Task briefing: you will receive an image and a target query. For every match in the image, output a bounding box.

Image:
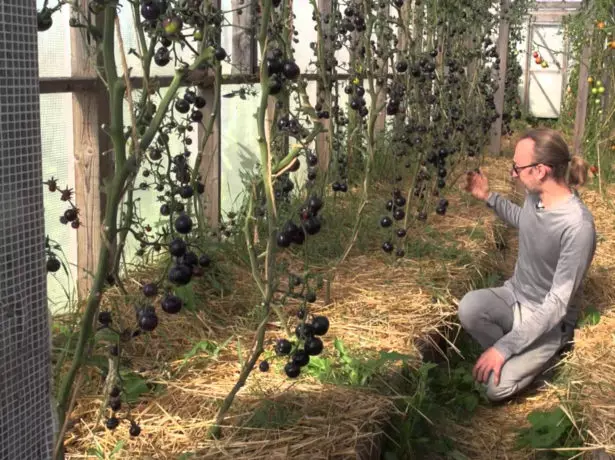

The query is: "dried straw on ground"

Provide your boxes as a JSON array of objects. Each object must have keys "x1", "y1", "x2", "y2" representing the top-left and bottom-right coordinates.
[
  {"x1": 61, "y1": 157, "x2": 533, "y2": 459},
  {"x1": 67, "y1": 366, "x2": 395, "y2": 459},
  {"x1": 549, "y1": 185, "x2": 615, "y2": 457},
  {"x1": 559, "y1": 316, "x2": 615, "y2": 457},
  {"x1": 64, "y1": 267, "x2": 397, "y2": 459},
  {"x1": 440, "y1": 173, "x2": 615, "y2": 459}
]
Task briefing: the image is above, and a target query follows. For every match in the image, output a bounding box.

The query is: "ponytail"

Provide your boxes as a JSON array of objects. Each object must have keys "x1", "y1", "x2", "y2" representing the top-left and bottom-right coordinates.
[{"x1": 567, "y1": 154, "x2": 589, "y2": 188}]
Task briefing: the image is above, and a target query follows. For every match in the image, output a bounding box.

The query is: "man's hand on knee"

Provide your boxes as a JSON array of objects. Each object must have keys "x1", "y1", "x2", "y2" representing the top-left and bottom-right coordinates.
[{"x1": 473, "y1": 347, "x2": 505, "y2": 385}]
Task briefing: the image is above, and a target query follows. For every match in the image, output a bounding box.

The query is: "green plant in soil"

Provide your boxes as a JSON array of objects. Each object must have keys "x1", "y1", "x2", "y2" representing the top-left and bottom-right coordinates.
[
  {"x1": 515, "y1": 406, "x2": 586, "y2": 459},
  {"x1": 377, "y1": 331, "x2": 486, "y2": 460}
]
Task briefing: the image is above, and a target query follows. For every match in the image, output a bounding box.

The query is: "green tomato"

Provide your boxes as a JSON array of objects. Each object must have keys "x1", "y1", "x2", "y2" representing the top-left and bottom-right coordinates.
[
  {"x1": 592, "y1": 88, "x2": 598, "y2": 94},
  {"x1": 598, "y1": 86, "x2": 605, "y2": 94},
  {"x1": 163, "y1": 17, "x2": 182, "y2": 35}
]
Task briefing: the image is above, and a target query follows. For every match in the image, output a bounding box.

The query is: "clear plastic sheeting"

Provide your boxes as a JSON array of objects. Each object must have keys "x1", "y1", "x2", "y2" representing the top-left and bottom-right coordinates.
[{"x1": 0, "y1": 1, "x2": 55, "y2": 459}]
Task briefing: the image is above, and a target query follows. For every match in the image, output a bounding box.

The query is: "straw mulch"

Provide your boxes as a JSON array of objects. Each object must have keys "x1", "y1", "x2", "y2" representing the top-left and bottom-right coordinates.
[
  {"x1": 557, "y1": 316, "x2": 615, "y2": 458},
  {"x1": 67, "y1": 365, "x2": 396, "y2": 459},
  {"x1": 440, "y1": 175, "x2": 615, "y2": 459},
  {"x1": 61, "y1": 156, "x2": 525, "y2": 459},
  {"x1": 63, "y1": 262, "x2": 397, "y2": 459},
  {"x1": 316, "y1": 157, "x2": 521, "y2": 358},
  {"x1": 549, "y1": 185, "x2": 615, "y2": 457}
]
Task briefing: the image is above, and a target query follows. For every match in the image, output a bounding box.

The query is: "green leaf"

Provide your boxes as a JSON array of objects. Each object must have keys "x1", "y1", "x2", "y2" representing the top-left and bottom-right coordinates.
[
  {"x1": 86, "y1": 448, "x2": 104, "y2": 460},
  {"x1": 84, "y1": 354, "x2": 109, "y2": 372},
  {"x1": 207, "y1": 274, "x2": 225, "y2": 293},
  {"x1": 94, "y1": 328, "x2": 120, "y2": 344},
  {"x1": 120, "y1": 371, "x2": 152, "y2": 403},
  {"x1": 517, "y1": 408, "x2": 572, "y2": 449},
  {"x1": 110, "y1": 440, "x2": 125, "y2": 456},
  {"x1": 333, "y1": 338, "x2": 346, "y2": 357},
  {"x1": 460, "y1": 394, "x2": 479, "y2": 413},
  {"x1": 578, "y1": 305, "x2": 600, "y2": 326},
  {"x1": 174, "y1": 283, "x2": 196, "y2": 312}
]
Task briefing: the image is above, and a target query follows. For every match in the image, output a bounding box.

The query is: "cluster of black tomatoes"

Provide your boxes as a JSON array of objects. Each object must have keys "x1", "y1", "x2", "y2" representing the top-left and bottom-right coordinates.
[
  {"x1": 96, "y1": 312, "x2": 142, "y2": 436},
  {"x1": 276, "y1": 194, "x2": 324, "y2": 248},
  {"x1": 260, "y1": 312, "x2": 330, "y2": 379}
]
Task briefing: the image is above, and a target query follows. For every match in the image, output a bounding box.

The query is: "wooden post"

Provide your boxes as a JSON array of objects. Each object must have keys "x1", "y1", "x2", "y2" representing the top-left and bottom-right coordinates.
[
  {"x1": 599, "y1": 33, "x2": 613, "y2": 123},
  {"x1": 523, "y1": 18, "x2": 533, "y2": 109},
  {"x1": 316, "y1": 0, "x2": 332, "y2": 171},
  {"x1": 374, "y1": 6, "x2": 389, "y2": 136},
  {"x1": 231, "y1": 0, "x2": 257, "y2": 74},
  {"x1": 489, "y1": 0, "x2": 510, "y2": 156},
  {"x1": 198, "y1": 0, "x2": 222, "y2": 227},
  {"x1": 71, "y1": 1, "x2": 113, "y2": 301},
  {"x1": 572, "y1": 38, "x2": 592, "y2": 156}
]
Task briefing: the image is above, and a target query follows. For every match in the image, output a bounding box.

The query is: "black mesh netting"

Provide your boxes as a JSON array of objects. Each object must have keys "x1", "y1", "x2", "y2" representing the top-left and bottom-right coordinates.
[{"x1": 0, "y1": 1, "x2": 55, "y2": 459}]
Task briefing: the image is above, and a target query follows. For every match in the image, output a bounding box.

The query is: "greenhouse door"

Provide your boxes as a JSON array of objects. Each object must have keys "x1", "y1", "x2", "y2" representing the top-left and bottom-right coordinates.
[{"x1": 524, "y1": 22, "x2": 569, "y2": 119}]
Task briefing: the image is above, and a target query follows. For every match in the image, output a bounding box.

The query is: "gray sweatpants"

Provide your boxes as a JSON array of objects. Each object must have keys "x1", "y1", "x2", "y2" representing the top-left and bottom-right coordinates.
[{"x1": 458, "y1": 286, "x2": 574, "y2": 402}]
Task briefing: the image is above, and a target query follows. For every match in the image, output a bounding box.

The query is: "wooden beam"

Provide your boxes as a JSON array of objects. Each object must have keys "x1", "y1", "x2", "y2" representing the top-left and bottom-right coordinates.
[
  {"x1": 231, "y1": 0, "x2": 257, "y2": 74},
  {"x1": 315, "y1": 0, "x2": 332, "y2": 172},
  {"x1": 560, "y1": 29, "x2": 570, "y2": 106},
  {"x1": 532, "y1": 13, "x2": 570, "y2": 23},
  {"x1": 198, "y1": 0, "x2": 222, "y2": 227},
  {"x1": 489, "y1": 0, "x2": 510, "y2": 156},
  {"x1": 71, "y1": 1, "x2": 114, "y2": 301},
  {"x1": 374, "y1": 6, "x2": 389, "y2": 136},
  {"x1": 39, "y1": 72, "x2": 381, "y2": 94},
  {"x1": 572, "y1": 36, "x2": 592, "y2": 156},
  {"x1": 530, "y1": 1, "x2": 582, "y2": 10},
  {"x1": 523, "y1": 19, "x2": 533, "y2": 110},
  {"x1": 599, "y1": 40, "x2": 613, "y2": 122},
  {"x1": 197, "y1": 83, "x2": 221, "y2": 227}
]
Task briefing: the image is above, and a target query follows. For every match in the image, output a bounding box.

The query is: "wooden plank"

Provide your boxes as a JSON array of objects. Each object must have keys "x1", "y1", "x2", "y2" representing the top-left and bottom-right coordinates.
[
  {"x1": 489, "y1": 0, "x2": 510, "y2": 156},
  {"x1": 572, "y1": 38, "x2": 592, "y2": 156},
  {"x1": 39, "y1": 72, "x2": 380, "y2": 94},
  {"x1": 315, "y1": 0, "x2": 332, "y2": 172},
  {"x1": 531, "y1": 1, "x2": 582, "y2": 10},
  {"x1": 560, "y1": 29, "x2": 570, "y2": 107},
  {"x1": 599, "y1": 32, "x2": 613, "y2": 121},
  {"x1": 532, "y1": 13, "x2": 570, "y2": 23},
  {"x1": 197, "y1": 85, "x2": 221, "y2": 227},
  {"x1": 198, "y1": 0, "x2": 222, "y2": 227},
  {"x1": 231, "y1": 0, "x2": 257, "y2": 74},
  {"x1": 71, "y1": 1, "x2": 113, "y2": 301},
  {"x1": 523, "y1": 19, "x2": 533, "y2": 110},
  {"x1": 374, "y1": 6, "x2": 389, "y2": 136}
]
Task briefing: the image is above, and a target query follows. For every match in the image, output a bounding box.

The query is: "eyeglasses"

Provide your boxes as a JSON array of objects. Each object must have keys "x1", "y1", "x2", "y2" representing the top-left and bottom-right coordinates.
[{"x1": 511, "y1": 162, "x2": 552, "y2": 175}]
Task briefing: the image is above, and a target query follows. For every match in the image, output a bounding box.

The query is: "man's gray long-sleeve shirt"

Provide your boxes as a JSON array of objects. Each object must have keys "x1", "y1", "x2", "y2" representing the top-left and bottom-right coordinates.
[{"x1": 484, "y1": 190, "x2": 597, "y2": 360}]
